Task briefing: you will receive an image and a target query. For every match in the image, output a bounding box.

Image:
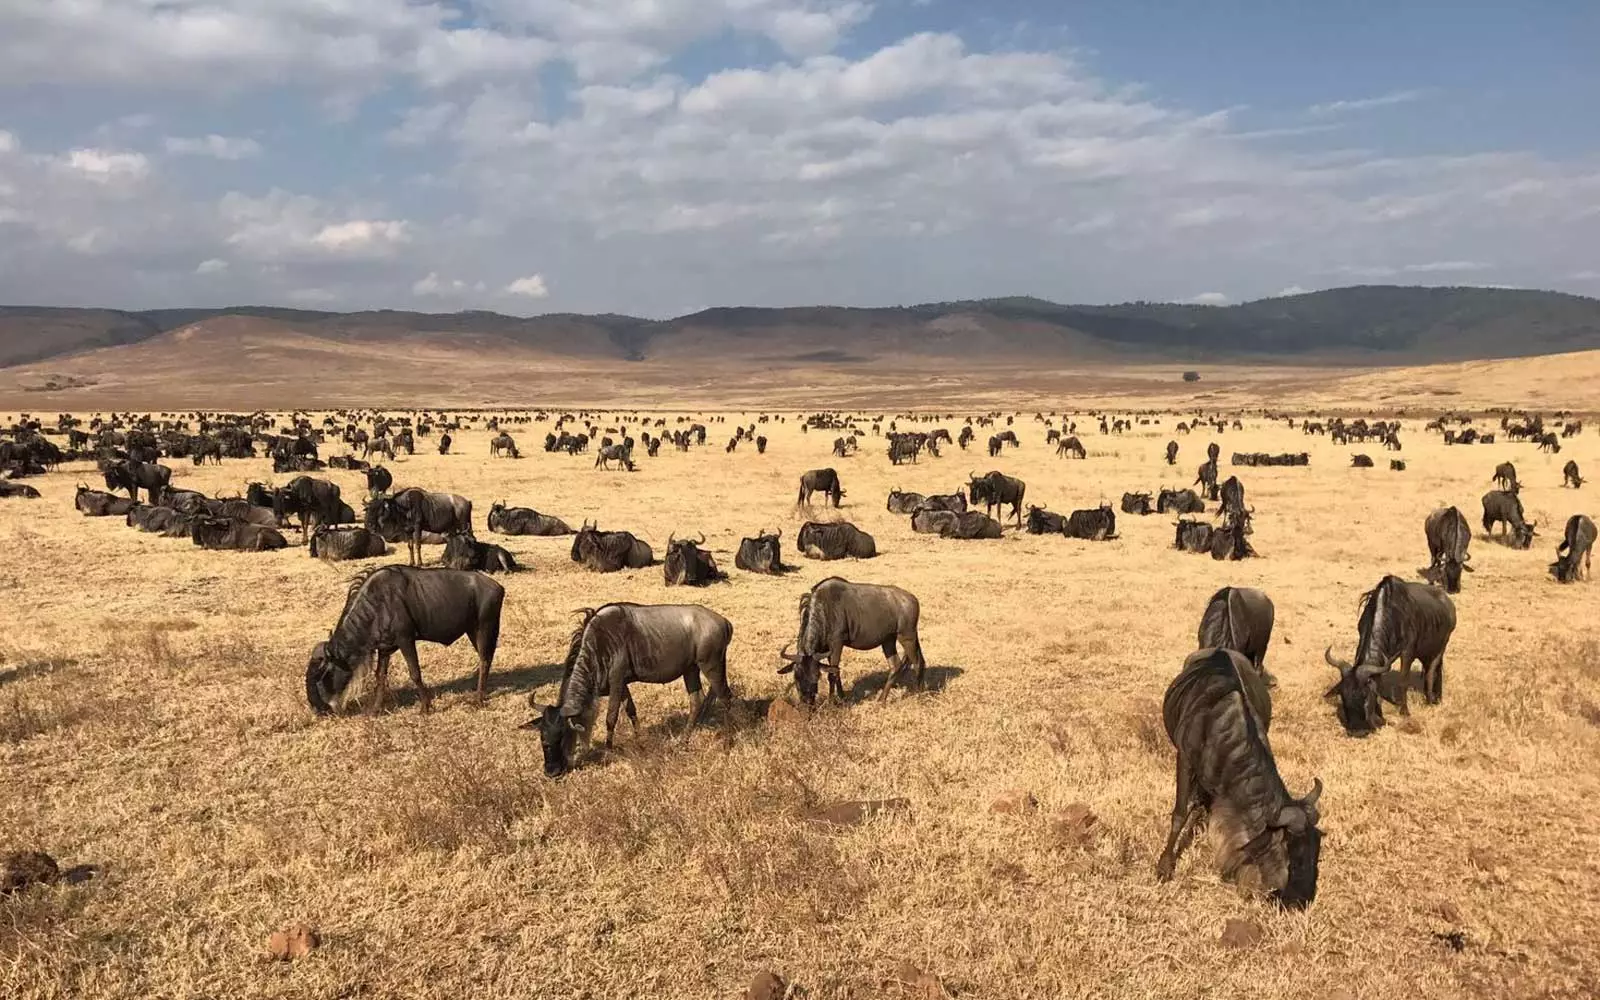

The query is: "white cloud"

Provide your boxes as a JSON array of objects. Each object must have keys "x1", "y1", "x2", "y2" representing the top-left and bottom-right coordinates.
[
  {"x1": 165, "y1": 135, "x2": 262, "y2": 160},
  {"x1": 310, "y1": 219, "x2": 411, "y2": 253},
  {"x1": 1402, "y1": 260, "x2": 1492, "y2": 273},
  {"x1": 63, "y1": 148, "x2": 150, "y2": 182},
  {"x1": 0, "y1": 130, "x2": 16, "y2": 154},
  {"x1": 412, "y1": 272, "x2": 482, "y2": 296},
  {"x1": 505, "y1": 274, "x2": 550, "y2": 298},
  {"x1": 1189, "y1": 292, "x2": 1229, "y2": 305},
  {"x1": 195, "y1": 258, "x2": 229, "y2": 274},
  {"x1": 1275, "y1": 285, "x2": 1308, "y2": 297},
  {"x1": 1309, "y1": 89, "x2": 1428, "y2": 116}
]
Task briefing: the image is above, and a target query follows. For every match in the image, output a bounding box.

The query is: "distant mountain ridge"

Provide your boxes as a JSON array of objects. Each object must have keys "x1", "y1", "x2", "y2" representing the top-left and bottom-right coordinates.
[{"x1": 4, "y1": 285, "x2": 1600, "y2": 369}]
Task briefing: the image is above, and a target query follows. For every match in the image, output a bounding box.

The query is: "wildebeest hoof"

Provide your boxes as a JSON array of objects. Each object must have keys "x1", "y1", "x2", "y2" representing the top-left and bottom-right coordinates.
[{"x1": 1155, "y1": 857, "x2": 1175, "y2": 882}]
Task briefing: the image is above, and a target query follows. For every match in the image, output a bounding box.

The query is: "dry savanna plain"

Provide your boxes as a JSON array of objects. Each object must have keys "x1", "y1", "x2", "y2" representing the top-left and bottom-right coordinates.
[{"x1": 3, "y1": 401, "x2": 1600, "y2": 999}]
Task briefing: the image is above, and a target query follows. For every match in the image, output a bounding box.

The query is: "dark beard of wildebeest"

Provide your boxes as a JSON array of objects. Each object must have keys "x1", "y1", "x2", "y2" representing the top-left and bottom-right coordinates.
[
  {"x1": 1550, "y1": 514, "x2": 1597, "y2": 583},
  {"x1": 1156, "y1": 648, "x2": 1323, "y2": 910},
  {"x1": 570, "y1": 521, "x2": 655, "y2": 571},
  {"x1": 369, "y1": 487, "x2": 474, "y2": 566},
  {"x1": 797, "y1": 468, "x2": 844, "y2": 507},
  {"x1": 1194, "y1": 459, "x2": 1219, "y2": 500},
  {"x1": 103, "y1": 459, "x2": 172, "y2": 503},
  {"x1": 1480, "y1": 489, "x2": 1537, "y2": 549},
  {"x1": 309, "y1": 524, "x2": 389, "y2": 561},
  {"x1": 1493, "y1": 461, "x2": 1519, "y2": 492},
  {"x1": 1324, "y1": 575, "x2": 1457, "y2": 735},
  {"x1": 1158, "y1": 488, "x2": 1205, "y2": 515},
  {"x1": 365, "y1": 466, "x2": 393, "y2": 497},
  {"x1": 910, "y1": 508, "x2": 1002, "y2": 539},
  {"x1": 779, "y1": 577, "x2": 925, "y2": 706},
  {"x1": 1419, "y1": 506, "x2": 1473, "y2": 593},
  {"x1": 75, "y1": 485, "x2": 137, "y2": 516},
  {"x1": 442, "y1": 531, "x2": 521, "y2": 573},
  {"x1": 735, "y1": 529, "x2": 784, "y2": 574},
  {"x1": 967, "y1": 470, "x2": 1026, "y2": 527},
  {"x1": 1165, "y1": 440, "x2": 1179, "y2": 465},
  {"x1": 664, "y1": 533, "x2": 725, "y2": 585},
  {"x1": 1198, "y1": 587, "x2": 1277, "y2": 687},
  {"x1": 1055, "y1": 436, "x2": 1085, "y2": 459},
  {"x1": 190, "y1": 515, "x2": 289, "y2": 551},
  {"x1": 886, "y1": 488, "x2": 926, "y2": 515},
  {"x1": 1563, "y1": 459, "x2": 1584, "y2": 488},
  {"x1": 487, "y1": 502, "x2": 573, "y2": 536},
  {"x1": 304, "y1": 565, "x2": 504, "y2": 716},
  {"x1": 797, "y1": 520, "x2": 877, "y2": 560},
  {"x1": 272, "y1": 475, "x2": 346, "y2": 543},
  {"x1": 531, "y1": 603, "x2": 735, "y2": 777},
  {"x1": 1121, "y1": 492, "x2": 1153, "y2": 516}
]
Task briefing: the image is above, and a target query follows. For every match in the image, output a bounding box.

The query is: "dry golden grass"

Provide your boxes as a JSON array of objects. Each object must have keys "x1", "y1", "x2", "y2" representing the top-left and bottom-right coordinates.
[{"x1": 3, "y1": 410, "x2": 1600, "y2": 999}]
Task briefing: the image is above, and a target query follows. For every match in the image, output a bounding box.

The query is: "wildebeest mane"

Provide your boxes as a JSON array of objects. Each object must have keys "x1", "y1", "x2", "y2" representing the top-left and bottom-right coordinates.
[{"x1": 559, "y1": 603, "x2": 640, "y2": 718}]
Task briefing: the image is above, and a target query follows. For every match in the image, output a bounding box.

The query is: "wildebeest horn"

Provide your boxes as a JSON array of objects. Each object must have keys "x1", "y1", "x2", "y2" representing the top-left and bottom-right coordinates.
[
  {"x1": 1302, "y1": 777, "x2": 1323, "y2": 812},
  {"x1": 668, "y1": 532, "x2": 676, "y2": 546},
  {"x1": 694, "y1": 532, "x2": 705, "y2": 545},
  {"x1": 1323, "y1": 646, "x2": 1350, "y2": 671},
  {"x1": 773, "y1": 528, "x2": 782, "y2": 539},
  {"x1": 778, "y1": 643, "x2": 799, "y2": 661}
]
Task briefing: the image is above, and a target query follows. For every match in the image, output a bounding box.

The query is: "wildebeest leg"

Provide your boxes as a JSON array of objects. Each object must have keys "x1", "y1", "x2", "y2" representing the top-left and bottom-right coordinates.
[
  {"x1": 877, "y1": 639, "x2": 903, "y2": 703},
  {"x1": 903, "y1": 635, "x2": 928, "y2": 692},
  {"x1": 1394, "y1": 645, "x2": 1415, "y2": 715},
  {"x1": 826, "y1": 640, "x2": 847, "y2": 701},
  {"x1": 398, "y1": 640, "x2": 433, "y2": 713},
  {"x1": 679, "y1": 669, "x2": 705, "y2": 742},
  {"x1": 470, "y1": 616, "x2": 499, "y2": 705},
  {"x1": 1425, "y1": 652, "x2": 1444, "y2": 705},
  {"x1": 370, "y1": 651, "x2": 393, "y2": 715},
  {"x1": 1156, "y1": 758, "x2": 1202, "y2": 882},
  {"x1": 604, "y1": 678, "x2": 633, "y2": 748}
]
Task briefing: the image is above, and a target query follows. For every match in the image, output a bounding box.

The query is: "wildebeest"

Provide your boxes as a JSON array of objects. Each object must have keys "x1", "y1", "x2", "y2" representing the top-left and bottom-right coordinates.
[
  {"x1": 369, "y1": 487, "x2": 474, "y2": 565},
  {"x1": 1174, "y1": 518, "x2": 1214, "y2": 553},
  {"x1": 1194, "y1": 459, "x2": 1219, "y2": 500},
  {"x1": 734, "y1": 529, "x2": 785, "y2": 574},
  {"x1": 1218, "y1": 476, "x2": 1246, "y2": 522},
  {"x1": 1155, "y1": 648, "x2": 1323, "y2": 910},
  {"x1": 1419, "y1": 506, "x2": 1473, "y2": 593},
  {"x1": 1063, "y1": 504, "x2": 1117, "y2": 540},
  {"x1": 275, "y1": 475, "x2": 346, "y2": 542},
  {"x1": 1165, "y1": 441, "x2": 1178, "y2": 465},
  {"x1": 1350, "y1": 454, "x2": 1374, "y2": 468},
  {"x1": 0, "y1": 481, "x2": 42, "y2": 499},
  {"x1": 304, "y1": 566, "x2": 503, "y2": 715},
  {"x1": 967, "y1": 470, "x2": 1026, "y2": 527},
  {"x1": 1324, "y1": 575, "x2": 1456, "y2": 735},
  {"x1": 309, "y1": 524, "x2": 389, "y2": 561},
  {"x1": 797, "y1": 468, "x2": 844, "y2": 507},
  {"x1": 1024, "y1": 505, "x2": 1066, "y2": 534},
  {"x1": 1563, "y1": 459, "x2": 1584, "y2": 488},
  {"x1": 489, "y1": 432, "x2": 519, "y2": 458},
  {"x1": 531, "y1": 603, "x2": 735, "y2": 776},
  {"x1": 663, "y1": 533, "x2": 724, "y2": 585},
  {"x1": 1390, "y1": 459, "x2": 1406, "y2": 471},
  {"x1": 779, "y1": 576, "x2": 924, "y2": 705},
  {"x1": 1481, "y1": 489, "x2": 1536, "y2": 548},
  {"x1": 437, "y1": 432, "x2": 452, "y2": 455},
  {"x1": 442, "y1": 531, "x2": 521, "y2": 573},
  {"x1": 987, "y1": 435, "x2": 1002, "y2": 458},
  {"x1": 191, "y1": 515, "x2": 289, "y2": 552},
  {"x1": 487, "y1": 502, "x2": 572, "y2": 536},
  {"x1": 1208, "y1": 514, "x2": 1256, "y2": 561},
  {"x1": 797, "y1": 520, "x2": 876, "y2": 560},
  {"x1": 365, "y1": 466, "x2": 393, "y2": 496},
  {"x1": 911, "y1": 508, "x2": 1002, "y2": 539},
  {"x1": 1197, "y1": 587, "x2": 1276, "y2": 686},
  {"x1": 1056, "y1": 436, "x2": 1086, "y2": 459},
  {"x1": 756, "y1": 435, "x2": 767, "y2": 454},
  {"x1": 1158, "y1": 488, "x2": 1205, "y2": 515},
  {"x1": 1120, "y1": 492, "x2": 1153, "y2": 516},
  {"x1": 915, "y1": 491, "x2": 967, "y2": 513},
  {"x1": 570, "y1": 520, "x2": 655, "y2": 571},
  {"x1": 1493, "y1": 461, "x2": 1519, "y2": 492},
  {"x1": 103, "y1": 459, "x2": 172, "y2": 503},
  {"x1": 74, "y1": 485, "x2": 137, "y2": 516},
  {"x1": 594, "y1": 443, "x2": 635, "y2": 471},
  {"x1": 886, "y1": 488, "x2": 926, "y2": 515},
  {"x1": 1550, "y1": 514, "x2": 1596, "y2": 583}
]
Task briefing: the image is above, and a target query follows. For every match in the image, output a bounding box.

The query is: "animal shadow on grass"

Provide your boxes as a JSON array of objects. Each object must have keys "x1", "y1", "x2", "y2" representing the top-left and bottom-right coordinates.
[
  {"x1": 386, "y1": 660, "x2": 567, "y2": 709},
  {"x1": 848, "y1": 664, "x2": 964, "y2": 703}
]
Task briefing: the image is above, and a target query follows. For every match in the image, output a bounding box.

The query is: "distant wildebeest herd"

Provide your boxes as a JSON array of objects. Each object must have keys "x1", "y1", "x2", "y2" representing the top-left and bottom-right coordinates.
[{"x1": 2, "y1": 402, "x2": 1595, "y2": 914}]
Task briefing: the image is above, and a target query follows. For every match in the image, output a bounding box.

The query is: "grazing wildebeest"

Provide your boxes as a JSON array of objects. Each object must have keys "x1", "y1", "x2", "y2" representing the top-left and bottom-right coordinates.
[
  {"x1": 1537, "y1": 432, "x2": 1562, "y2": 453},
  {"x1": 778, "y1": 576, "x2": 924, "y2": 705},
  {"x1": 570, "y1": 521, "x2": 655, "y2": 571},
  {"x1": 1197, "y1": 587, "x2": 1276, "y2": 686},
  {"x1": 487, "y1": 502, "x2": 572, "y2": 536},
  {"x1": 1493, "y1": 461, "x2": 1519, "y2": 492},
  {"x1": 1055, "y1": 435, "x2": 1086, "y2": 459},
  {"x1": 532, "y1": 603, "x2": 735, "y2": 775},
  {"x1": 1550, "y1": 514, "x2": 1597, "y2": 583},
  {"x1": 1324, "y1": 575, "x2": 1456, "y2": 734},
  {"x1": 365, "y1": 466, "x2": 393, "y2": 496},
  {"x1": 1195, "y1": 459, "x2": 1219, "y2": 500},
  {"x1": 442, "y1": 531, "x2": 521, "y2": 573},
  {"x1": 987, "y1": 435, "x2": 1003, "y2": 458},
  {"x1": 797, "y1": 468, "x2": 844, "y2": 507},
  {"x1": 1063, "y1": 504, "x2": 1117, "y2": 540},
  {"x1": 103, "y1": 459, "x2": 172, "y2": 503},
  {"x1": 190, "y1": 515, "x2": 289, "y2": 551},
  {"x1": 1481, "y1": 489, "x2": 1536, "y2": 549},
  {"x1": 1174, "y1": 518, "x2": 1213, "y2": 553},
  {"x1": 363, "y1": 438, "x2": 395, "y2": 462},
  {"x1": 1419, "y1": 506, "x2": 1473, "y2": 593},
  {"x1": 1121, "y1": 492, "x2": 1153, "y2": 516},
  {"x1": 74, "y1": 485, "x2": 136, "y2": 516},
  {"x1": 663, "y1": 533, "x2": 724, "y2": 586},
  {"x1": 1165, "y1": 441, "x2": 1178, "y2": 465},
  {"x1": 1563, "y1": 459, "x2": 1584, "y2": 488},
  {"x1": 489, "y1": 432, "x2": 519, "y2": 458},
  {"x1": 735, "y1": 529, "x2": 784, "y2": 574},
  {"x1": 594, "y1": 443, "x2": 635, "y2": 471},
  {"x1": 1158, "y1": 487, "x2": 1205, "y2": 515},
  {"x1": 886, "y1": 488, "x2": 926, "y2": 515},
  {"x1": 912, "y1": 508, "x2": 1002, "y2": 539},
  {"x1": 967, "y1": 470, "x2": 1026, "y2": 527},
  {"x1": 309, "y1": 524, "x2": 389, "y2": 561},
  {"x1": 437, "y1": 432, "x2": 452, "y2": 455},
  {"x1": 1350, "y1": 454, "x2": 1374, "y2": 468},
  {"x1": 1155, "y1": 647, "x2": 1323, "y2": 910},
  {"x1": 797, "y1": 520, "x2": 876, "y2": 560},
  {"x1": 304, "y1": 566, "x2": 503, "y2": 715},
  {"x1": 370, "y1": 487, "x2": 474, "y2": 565}
]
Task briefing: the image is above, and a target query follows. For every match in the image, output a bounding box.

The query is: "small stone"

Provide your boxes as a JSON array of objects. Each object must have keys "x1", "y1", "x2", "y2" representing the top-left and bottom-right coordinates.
[
  {"x1": 1, "y1": 850, "x2": 59, "y2": 895},
  {"x1": 807, "y1": 798, "x2": 911, "y2": 827},
  {"x1": 990, "y1": 790, "x2": 1038, "y2": 815},
  {"x1": 747, "y1": 970, "x2": 786, "y2": 1000},
  {"x1": 766, "y1": 699, "x2": 805, "y2": 726},
  {"x1": 1219, "y1": 918, "x2": 1264, "y2": 949},
  {"x1": 266, "y1": 923, "x2": 320, "y2": 962},
  {"x1": 1051, "y1": 802, "x2": 1099, "y2": 847}
]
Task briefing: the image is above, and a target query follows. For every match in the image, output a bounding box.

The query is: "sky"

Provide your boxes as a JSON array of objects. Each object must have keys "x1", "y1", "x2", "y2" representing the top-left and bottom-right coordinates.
[{"x1": 0, "y1": 0, "x2": 1597, "y2": 317}]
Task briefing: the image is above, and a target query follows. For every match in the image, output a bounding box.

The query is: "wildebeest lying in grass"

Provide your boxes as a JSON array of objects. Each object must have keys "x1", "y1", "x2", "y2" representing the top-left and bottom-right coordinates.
[
  {"x1": 571, "y1": 521, "x2": 654, "y2": 571},
  {"x1": 1550, "y1": 514, "x2": 1596, "y2": 583},
  {"x1": 191, "y1": 516, "x2": 289, "y2": 552},
  {"x1": 735, "y1": 529, "x2": 785, "y2": 574},
  {"x1": 75, "y1": 485, "x2": 136, "y2": 515},
  {"x1": 531, "y1": 603, "x2": 735, "y2": 776},
  {"x1": 886, "y1": 489, "x2": 925, "y2": 515},
  {"x1": 798, "y1": 520, "x2": 876, "y2": 560},
  {"x1": 1198, "y1": 586, "x2": 1276, "y2": 687},
  {"x1": 0, "y1": 481, "x2": 41, "y2": 499},
  {"x1": 1025, "y1": 505, "x2": 1066, "y2": 534},
  {"x1": 309, "y1": 524, "x2": 389, "y2": 561},
  {"x1": 305, "y1": 566, "x2": 504, "y2": 715},
  {"x1": 1121, "y1": 492, "x2": 1153, "y2": 516},
  {"x1": 1156, "y1": 647, "x2": 1323, "y2": 910},
  {"x1": 910, "y1": 508, "x2": 1002, "y2": 539},
  {"x1": 442, "y1": 531, "x2": 521, "y2": 573},
  {"x1": 1063, "y1": 504, "x2": 1117, "y2": 540},
  {"x1": 1158, "y1": 488, "x2": 1204, "y2": 515},
  {"x1": 1324, "y1": 575, "x2": 1456, "y2": 735},
  {"x1": 779, "y1": 576, "x2": 925, "y2": 706},
  {"x1": 487, "y1": 502, "x2": 572, "y2": 536},
  {"x1": 1174, "y1": 518, "x2": 1213, "y2": 553},
  {"x1": 664, "y1": 533, "x2": 725, "y2": 585}
]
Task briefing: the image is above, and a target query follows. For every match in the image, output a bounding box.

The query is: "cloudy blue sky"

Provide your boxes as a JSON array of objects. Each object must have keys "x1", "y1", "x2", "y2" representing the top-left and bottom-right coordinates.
[{"x1": 1, "y1": 1, "x2": 1596, "y2": 316}]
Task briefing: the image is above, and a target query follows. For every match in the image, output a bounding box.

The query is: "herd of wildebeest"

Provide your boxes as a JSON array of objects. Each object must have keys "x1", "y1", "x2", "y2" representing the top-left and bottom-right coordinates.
[{"x1": 2, "y1": 403, "x2": 1595, "y2": 914}]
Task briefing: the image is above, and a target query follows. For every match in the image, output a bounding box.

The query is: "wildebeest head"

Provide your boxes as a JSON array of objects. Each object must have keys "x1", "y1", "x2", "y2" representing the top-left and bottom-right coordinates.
[
  {"x1": 304, "y1": 639, "x2": 357, "y2": 715},
  {"x1": 531, "y1": 703, "x2": 583, "y2": 777},
  {"x1": 1229, "y1": 778, "x2": 1324, "y2": 909},
  {"x1": 777, "y1": 642, "x2": 836, "y2": 706},
  {"x1": 1322, "y1": 646, "x2": 1386, "y2": 735}
]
